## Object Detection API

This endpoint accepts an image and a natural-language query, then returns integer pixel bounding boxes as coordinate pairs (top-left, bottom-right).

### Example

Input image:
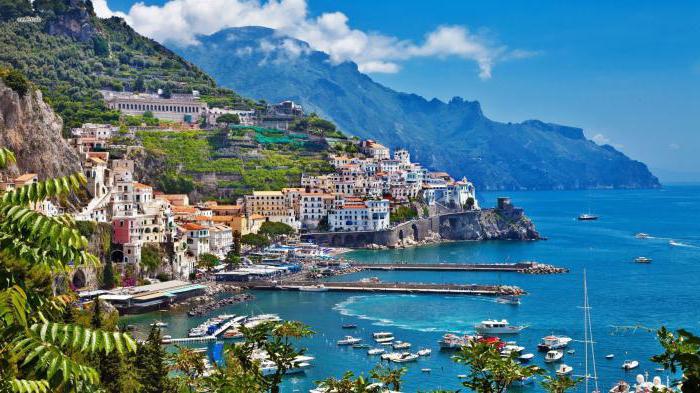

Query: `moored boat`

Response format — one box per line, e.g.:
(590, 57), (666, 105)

(635, 256), (652, 263)
(392, 341), (411, 350)
(438, 333), (474, 350)
(391, 352), (419, 363)
(606, 354), (615, 359)
(417, 348), (432, 356)
(556, 364), (573, 376)
(518, 353), (535, 362)
(341, 323), (357, 329)
(367, 348), (385, 356)
(475, 319), (525, 335)
(337, 336), (362, 346)
(298, 284), (328, 292)
(578, 213), (599, 221)
(545, 350), (564, 363)
(537, 335), (573, 351)
(621, 360), (639, 370)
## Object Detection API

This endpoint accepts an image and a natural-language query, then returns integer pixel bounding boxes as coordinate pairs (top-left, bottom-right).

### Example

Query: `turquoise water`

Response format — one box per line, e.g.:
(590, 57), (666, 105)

(125, 186), (700, 392)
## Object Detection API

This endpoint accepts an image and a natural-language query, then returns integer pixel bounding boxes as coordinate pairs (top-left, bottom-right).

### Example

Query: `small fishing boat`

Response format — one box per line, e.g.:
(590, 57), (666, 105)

(518, 353), (535, 362)
(375, 336), (394, 344)
(392, 352), (419, 363)
(634, 256), (652, 263)
(373, 331), (393, 339)
(544, 350), (564, 363)
(352, 343), (370, 349)
(621, 360), (639, 370)
(606, 354), (615, 359)
(609, 381), (630, 393)
(341, 323), (357, 329)
(457, 374), (467, 379)
(337, 336), (362, 346)
(417, 348), (432, 356)
(475, 319), (525, 335)
(392, 341), (411, 350)
(578, 213), (599, 221)
(421, 368), (431, 373)
(556, 364), (573, 376)
(367, 348), (385, 356)
(635, 233), (650, 239)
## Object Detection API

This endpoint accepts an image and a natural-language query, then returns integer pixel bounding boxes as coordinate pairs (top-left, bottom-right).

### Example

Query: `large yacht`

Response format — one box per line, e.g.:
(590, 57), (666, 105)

(537, 335), (573, 351)
(474, 319), (525, 335)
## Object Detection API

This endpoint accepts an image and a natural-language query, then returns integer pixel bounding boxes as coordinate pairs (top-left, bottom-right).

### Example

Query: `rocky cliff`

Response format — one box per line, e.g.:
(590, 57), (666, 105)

(0, 80), (80, 178)
(438, 208), (540, 241)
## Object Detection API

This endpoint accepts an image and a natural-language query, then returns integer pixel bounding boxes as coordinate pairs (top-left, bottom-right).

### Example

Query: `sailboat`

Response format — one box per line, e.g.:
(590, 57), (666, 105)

(579, 270), (600, 393)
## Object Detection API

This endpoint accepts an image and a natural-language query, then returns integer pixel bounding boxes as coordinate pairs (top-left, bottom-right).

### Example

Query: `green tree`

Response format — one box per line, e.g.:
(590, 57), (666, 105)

(232, 230), (242, 255)
(541, 375), (582, 393)
(0, 147), (137, 391)
(134, 75), (145, 92)
(315, 371), (382, 393)
(93, 36), (110, 56)
(225, 250), (241, 270)
(0, 68), (30, 97)
(135, 325), (170, 393)
(91, 298), (125, 393)
(201, 351), (263, 393)
(241, 233), (270, 250)
(103, 259), (116, 289)
(141, 243), (164, 274)
(259, 221), (295, 241)
(453, 340), (543, 393)
(168, 346), (206, 393)
(217, 113), (241, 126)
(198, 253), (220, 272)
(652, 327), (700, 392)
(0, 0), (33, 21)
(370, 364), (407, 391)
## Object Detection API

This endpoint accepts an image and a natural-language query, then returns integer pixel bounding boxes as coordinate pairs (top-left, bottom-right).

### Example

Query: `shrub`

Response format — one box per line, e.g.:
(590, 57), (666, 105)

(1, 68), (31, 97)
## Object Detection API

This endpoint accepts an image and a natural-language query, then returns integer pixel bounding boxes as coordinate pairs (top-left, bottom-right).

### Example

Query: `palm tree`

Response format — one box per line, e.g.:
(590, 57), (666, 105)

(370, 364), (407, 391)
(0, 147), (136, 392)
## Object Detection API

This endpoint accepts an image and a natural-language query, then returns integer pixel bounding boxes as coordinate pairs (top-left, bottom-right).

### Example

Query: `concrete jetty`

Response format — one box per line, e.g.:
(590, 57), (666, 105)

(246, 281), (523, 296)
(348, 261), (567, 274)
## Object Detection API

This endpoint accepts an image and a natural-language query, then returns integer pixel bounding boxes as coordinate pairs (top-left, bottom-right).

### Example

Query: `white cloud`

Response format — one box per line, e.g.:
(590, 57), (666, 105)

(94, 0), (533, 78)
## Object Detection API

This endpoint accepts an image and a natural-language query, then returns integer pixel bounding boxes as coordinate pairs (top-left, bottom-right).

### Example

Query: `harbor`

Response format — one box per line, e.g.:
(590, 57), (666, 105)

(245, 280), (524, 296)
(348, 261), (568, 274)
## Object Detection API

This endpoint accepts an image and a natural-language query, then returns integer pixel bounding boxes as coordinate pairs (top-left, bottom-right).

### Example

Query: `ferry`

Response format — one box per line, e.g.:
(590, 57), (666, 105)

(544, 350), (564, 363)
(578, 213), (599, 221)
(475, 319), (525, 335)
(537, 335), (572, 351)
(635, 256), (652, 263)
(337, 336), (362, 346)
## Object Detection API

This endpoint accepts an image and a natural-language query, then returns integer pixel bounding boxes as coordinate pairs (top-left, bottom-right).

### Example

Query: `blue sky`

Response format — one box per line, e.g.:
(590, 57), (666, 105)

(102, 0), (700, 181)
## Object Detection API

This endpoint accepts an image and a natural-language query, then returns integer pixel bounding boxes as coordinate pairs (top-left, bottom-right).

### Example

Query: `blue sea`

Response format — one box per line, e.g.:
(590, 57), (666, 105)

(124, 186), (700, 392)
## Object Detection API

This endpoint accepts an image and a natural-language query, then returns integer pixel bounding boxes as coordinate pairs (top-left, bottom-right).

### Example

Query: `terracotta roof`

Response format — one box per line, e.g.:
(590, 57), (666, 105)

(159, 194), (188, 201)
(87, 151), (109, 160)
(182, 223), (207, 231)
(172, 206), (197, 213)
(133, 182), (152, 189)
(210, 216), (238, 222)
(209, 205), (242, 211)
(249, 214), (266, 220)
(194, 215), (213, 221)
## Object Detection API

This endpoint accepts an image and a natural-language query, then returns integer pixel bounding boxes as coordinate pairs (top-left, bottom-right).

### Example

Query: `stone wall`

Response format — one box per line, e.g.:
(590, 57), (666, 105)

(301, 204), (539, 248)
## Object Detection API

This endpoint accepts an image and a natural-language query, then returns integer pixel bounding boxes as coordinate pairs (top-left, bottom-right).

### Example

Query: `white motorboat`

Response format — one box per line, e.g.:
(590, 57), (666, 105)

(372, 331), (393, 339)
(474, 319), (525, 335)
(635, 233), (650, 239)
(375, 336), (394, 344)
(150, 321), (168, 328)
(606, 354), (615, 359)
(391, 352), (419, 363)
(609, 381), (630, 393)
(578, 213), (599, 221)
(380, 352), (401, 361)
(367, 348), (385, 356)
(544, 350), (564, 363)
(556, 364), (573, 376)
(621, 360), (639, 370)
(634, 256), (652, 263)
(421, 368), (431, 373)
(337, 336), (362, 346)
(417, 349), (432, 356)
(537, 335), (573, 351)
(518, 353), (535, 362)
(298, 284), (328, 292)
(669, 240), (682, 246)
(496, 295), (521, 305)
(260, 355), (314, 376)
(500, 344), (525, 356)
(392, 341), (411, 350)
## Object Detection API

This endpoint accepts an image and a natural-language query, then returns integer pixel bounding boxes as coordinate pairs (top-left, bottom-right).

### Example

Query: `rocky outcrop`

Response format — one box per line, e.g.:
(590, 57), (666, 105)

(0, 81), (80, 178)
(43, 0), (98, 42)
(439, 208), (540, 241)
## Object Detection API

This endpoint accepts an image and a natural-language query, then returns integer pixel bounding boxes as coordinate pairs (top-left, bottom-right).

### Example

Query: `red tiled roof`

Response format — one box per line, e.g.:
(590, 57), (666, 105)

(182, 223), (207, 231)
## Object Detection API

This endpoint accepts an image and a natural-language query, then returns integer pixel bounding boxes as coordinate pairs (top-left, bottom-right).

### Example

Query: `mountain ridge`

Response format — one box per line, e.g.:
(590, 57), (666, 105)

(174, 26), (660, 190)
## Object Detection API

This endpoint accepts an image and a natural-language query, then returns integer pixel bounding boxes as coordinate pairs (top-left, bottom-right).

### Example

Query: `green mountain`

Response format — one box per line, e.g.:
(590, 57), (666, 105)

(174, 26), (660, 190)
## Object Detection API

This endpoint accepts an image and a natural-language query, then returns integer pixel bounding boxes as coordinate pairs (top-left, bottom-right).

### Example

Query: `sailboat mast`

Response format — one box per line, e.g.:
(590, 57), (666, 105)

(583, 270), (600, 393)
(584, 270), (589, 393)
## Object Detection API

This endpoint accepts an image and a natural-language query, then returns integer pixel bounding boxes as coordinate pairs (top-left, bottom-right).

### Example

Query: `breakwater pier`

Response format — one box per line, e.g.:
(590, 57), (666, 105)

(244, 281), (523, 296)
(348, 261), (567, 274)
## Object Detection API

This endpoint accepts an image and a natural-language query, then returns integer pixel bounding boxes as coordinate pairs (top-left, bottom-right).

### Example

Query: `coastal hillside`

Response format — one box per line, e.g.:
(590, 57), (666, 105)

(174, 26), (661, 190)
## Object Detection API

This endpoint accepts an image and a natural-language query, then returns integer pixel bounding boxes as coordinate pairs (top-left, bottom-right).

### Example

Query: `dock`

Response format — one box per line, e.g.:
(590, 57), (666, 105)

(246, 281), (523, 296)
(161, 315), (240, 345)
(348, 261), (567, 274)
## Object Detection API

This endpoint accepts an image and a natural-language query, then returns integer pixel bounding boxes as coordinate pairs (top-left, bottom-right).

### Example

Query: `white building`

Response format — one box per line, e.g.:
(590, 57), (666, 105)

(182, 223), (210, 258)
(209, 224), (233, 257)
(101, 90), (208, 123)
(328, 199), (390, 232)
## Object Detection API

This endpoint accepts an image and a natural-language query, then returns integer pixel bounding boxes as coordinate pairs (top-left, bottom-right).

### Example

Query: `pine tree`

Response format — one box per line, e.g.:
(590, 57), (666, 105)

(103, 259), (116, 289)
(135, 325), (169, 393)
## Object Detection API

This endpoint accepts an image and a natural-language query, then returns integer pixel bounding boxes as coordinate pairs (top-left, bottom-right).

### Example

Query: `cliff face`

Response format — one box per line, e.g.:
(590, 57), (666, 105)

(438, 209), (540, 241)
(0, 81), (80, 178)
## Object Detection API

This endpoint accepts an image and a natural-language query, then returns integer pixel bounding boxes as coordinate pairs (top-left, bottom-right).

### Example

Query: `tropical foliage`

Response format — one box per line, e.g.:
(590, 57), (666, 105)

(0, 147), (137, 392)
